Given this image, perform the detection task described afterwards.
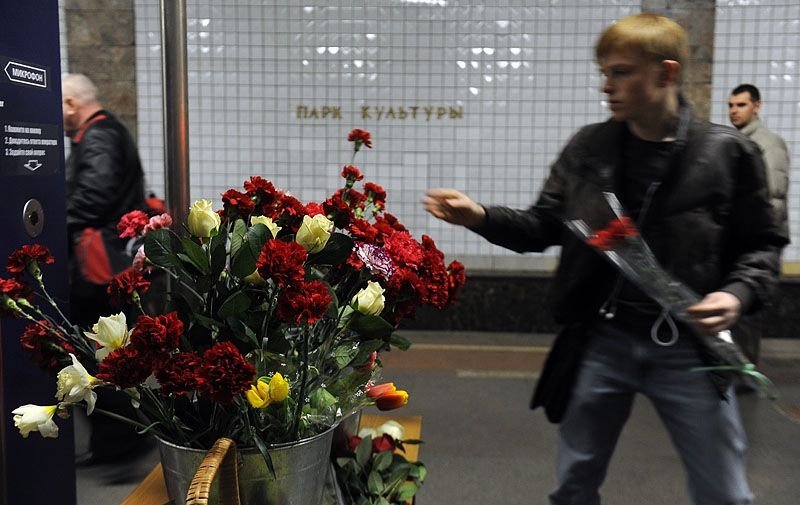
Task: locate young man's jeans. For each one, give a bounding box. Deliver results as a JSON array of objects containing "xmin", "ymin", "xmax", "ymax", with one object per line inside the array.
[{"xmin": 549, "ymin": 321, "xmax": 753, "ymax": 505}]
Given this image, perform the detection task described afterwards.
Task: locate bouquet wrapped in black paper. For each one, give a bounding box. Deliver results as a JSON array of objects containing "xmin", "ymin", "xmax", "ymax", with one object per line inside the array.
[{"xmin": 566, "ymin": 192, "xmax": 774, "ymax": 396}]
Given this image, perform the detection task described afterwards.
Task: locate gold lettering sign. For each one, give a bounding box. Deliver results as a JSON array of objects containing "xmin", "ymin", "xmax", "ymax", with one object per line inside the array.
[{"xmin": 294, "ymin": 104, "xmax": 464, "ymax": 121}]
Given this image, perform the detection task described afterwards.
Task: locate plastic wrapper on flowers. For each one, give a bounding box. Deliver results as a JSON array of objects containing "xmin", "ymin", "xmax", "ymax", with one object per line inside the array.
[
  {"xmin": 565, "ymin": 192, "xmax": 774, "ymax": 397},
  {"xmin": 2, "ymin": 129, "xmax": 467, "ymax": 455}
]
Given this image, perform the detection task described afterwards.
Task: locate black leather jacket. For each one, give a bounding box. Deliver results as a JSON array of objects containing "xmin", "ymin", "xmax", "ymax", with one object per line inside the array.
[
  {"xmin": 474, "ymin": 105, "xmax": 787, "ymax": 322},
  {"xmin": 471, "ymin": 104, "xmax": 789, "ymax": 422},
  {"xmin": 65, "ymin": 110, "xmax": 146, "ymax": 242}
]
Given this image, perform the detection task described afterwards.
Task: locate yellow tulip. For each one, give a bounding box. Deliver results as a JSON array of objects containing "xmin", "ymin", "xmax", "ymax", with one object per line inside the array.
[
  {"xmin": 246, "ymin": 379, "xmax": 271, "ymax": 409},
  {"xmin": 269, "ymin": 373, "xmax": 289, "ymax": 402}
]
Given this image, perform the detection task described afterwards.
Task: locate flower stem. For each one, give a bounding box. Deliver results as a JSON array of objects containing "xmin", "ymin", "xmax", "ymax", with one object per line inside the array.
[{"xmin": 291, "ymin": 327, "xmax": 310, "ymax": 440}]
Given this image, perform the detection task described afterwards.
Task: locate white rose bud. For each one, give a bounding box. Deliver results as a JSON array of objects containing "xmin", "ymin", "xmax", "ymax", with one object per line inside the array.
[
  {"xmin": 296, "ymin": 214, "xmax": 333, "ymax": 253},
  {"xmin": 187, "ymin": 199, "xmax": 221, "ymax": 237},
  {"xmin": 250, "ymin": 215, "xmax": 282, "ymax": 238},
  {"xmin": 351, "ymin": 281, "xmax": 385, "ymax": 316}
]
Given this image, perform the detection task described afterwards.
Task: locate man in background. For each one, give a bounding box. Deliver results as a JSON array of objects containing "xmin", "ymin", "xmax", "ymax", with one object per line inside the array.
[
  {"xmin": 728, "ymin": 83, "xmax": 790, "ymax": 365},
  {"xmin": 62, "ymin": 73, "xmax": 148, "ymax": 469}
]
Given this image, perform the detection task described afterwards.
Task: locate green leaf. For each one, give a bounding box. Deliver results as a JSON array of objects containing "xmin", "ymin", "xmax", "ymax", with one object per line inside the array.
[
  {"xmin": 351, "ymin": 316, "xmax": 395, "ymax": 339},
  {"xmin": 217, "ymin": 290, "xmax": 251, "ymax": 318},
  {"xmin": 416, "ymin": 462, "xmax": 427, "ymax": 482},
  {"xmin": 209, "ymin": 225, "xmax": 228, "ymax": 276},
  {"xmin": 355, "ymin": 436, "xmax": 372, "ymax": 468},
  {"xmin": 374, "ymin": 497, "xmax": 391, "ymax": 505},
  {"xmin": 367, "ymin": 470, "xmax": 385, "ymax": 494},
  {"xmin": 373, "ymin": 450, "xmax": 392, "ymax": 472},
  {"xmin": 230, "ymin": 223, "xmax": 270, "ymax": 278},
  {"xmin": 389, "ymin": 333, "xmax": 412, "ymax": 351},
  {"xmin": 144, "ymin": 228, "xmax": 182, "ymax": 268},
  {"xmin": 306, "ymin": 233, "xmax": 354, "ymax": 266},
  {"xmin": 396, "ymin": 482, "xmax": 419, "ymax": 502},
  {"xmin": 180, "ymin": 237, "xmax": 210, "ymax": 274},
  {"xmin": 332, "ymin": 344, "xmax": 360, "ymax": 369},
  {"xmin": 192, "ymin": 313, "xmax": 223, "ymax": 332},
  {"xmin": 230, "ymin": 219, "xmax": 247, "ymax": 259}
]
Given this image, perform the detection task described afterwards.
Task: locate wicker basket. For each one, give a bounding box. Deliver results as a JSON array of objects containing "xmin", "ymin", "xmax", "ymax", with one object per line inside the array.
[{"xmin": 185, "ymin": 437, "xmax": 241, "ymax": 505}]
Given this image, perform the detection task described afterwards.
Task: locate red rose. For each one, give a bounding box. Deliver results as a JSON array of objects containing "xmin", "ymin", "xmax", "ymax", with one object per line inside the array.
[
  {"xmin": 117, "ymin": 210, "xmax": 150, "ymax": 239},
  {"xmin": 256, "ymin": 239, "xmax": 307, "ymax": 288},
  {"xmin": 107, "ymin": 269, "xmax": 151, "ymax": 307},
  {"xmin": 372, "ymin": 434, "xmax": 397, "ymax": 452},
  {"xmin": 6, "ymin": 244, "xmax": 54, "ymax": 276},
  {"xmin": 197, "ymin": 341, "xmax": 255, "ymax": 405},
  {"xmin": 97, "ymin": 345, "xmax": 152, "ymax": 388},
  {"xmin": 276, "ymin": 280, "xmax": 333, "ymax": 325},
  {"xmin": 154, "ymin": 351, "xmax": 205, "ymax": 395}
]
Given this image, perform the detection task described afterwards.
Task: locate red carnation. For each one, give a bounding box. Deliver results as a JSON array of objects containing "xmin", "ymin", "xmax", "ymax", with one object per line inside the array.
[
  {"xmin": 347, "ymin": 129, "xmax": 373, "ymax": 150},
  {"xmin": 363, "ymin": 182, "xmax": 387, "ymax": 211},
  {"xmin": 447, "ymin": 260, "xmax": 466, "ymax": 303},
  {"xmin": 107, "ymin": 269, "xmax": 151, "ymax": 307},
  {"xmin": 197, "ymin": 341, "xmax": 255, "ymax": 405},
  {"xmin": 7, "ymin": 244, "xmax": 54, "ymax": 276},
  {"xmin": 244, "ymin": 176, "xmax": 279, "ymax": 207},
  {"xmin": 373, "ymin": 213, "xmax": 407, "ymax": 239},
  {"xmin": 384, "ymin": 231, "xmax": 425, "ymax": 269},
  {"xmin": 256, "ymin": 239, "xmax": 307, "ymax": 288},
  {"xmin": 0, "ymin": 277, "xmax": 31, "ymax": 316},
  {"xmin": 117, "ymin": 210, "xmax": 150, "ymax": 239},
  {"xmin": 276, "ymin": 280, "xmax": 332, "ymax": 325},
  {"xmin": 19, "ymin": 320, "xmax": 74, "ymax": 373},
  {"xmin": 222, "ymin": 189, "xmax": 256, "ymax": 217},
  {"xmin": 143, "ymin": 213, "xmax": 173, "ymax": 234},
  {"xmin": 349, "ymin": 218, "xmax": 379, "ymax": 243},
  {"xmin": 97, "ymin": 345, "xmax": 152, "ymax": 388},
  {"xmin": 154, "ymin": 351, "xmax": 205, "ymax": 395},
  {"xmin": 324, "ymin": 193, "xmax": 353, "ymax": 229},
  {"xmin": 129, "ymin": 312, "xmax": 184, "ymax": 358},
  {"xmin": 341, "ymin": 165, "xmax": 364, "ymax": 183}
]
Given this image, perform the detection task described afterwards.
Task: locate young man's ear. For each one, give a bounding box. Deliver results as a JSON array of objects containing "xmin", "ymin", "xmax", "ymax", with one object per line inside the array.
[{"xmin": 659, "ymin": 60, "xmax": 681, "ymax": 87}]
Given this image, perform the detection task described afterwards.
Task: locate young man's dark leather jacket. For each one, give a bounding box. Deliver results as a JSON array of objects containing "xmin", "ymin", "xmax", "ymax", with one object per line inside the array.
[{"xmin": 470, "ymin": 103, "xmax": 789, "ymax": 422}]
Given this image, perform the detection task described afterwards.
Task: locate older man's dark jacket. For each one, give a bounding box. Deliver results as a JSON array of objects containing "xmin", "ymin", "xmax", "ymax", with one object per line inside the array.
[
  {"xmin": 66, "ymin": 110, "xmax": 145, "ymax": 242},
  {"xmin": 472, "ymin": 104, "xmax": 788, "ymax": 422}
]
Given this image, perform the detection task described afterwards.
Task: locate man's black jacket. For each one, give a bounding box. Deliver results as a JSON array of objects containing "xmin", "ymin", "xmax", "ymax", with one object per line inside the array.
[{"xmin": 471, "ymin": 104, "xmax": 789, "ymax": 422}]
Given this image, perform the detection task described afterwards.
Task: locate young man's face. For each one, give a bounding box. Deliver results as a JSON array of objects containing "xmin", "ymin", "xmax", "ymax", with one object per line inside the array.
[
  {"xmin": 728, "ymin": 92, "xmax": 760, "ymax": 129},
  {"xmin": 598, "ymin": 50, "xmax": 667, "ymax": 123}
]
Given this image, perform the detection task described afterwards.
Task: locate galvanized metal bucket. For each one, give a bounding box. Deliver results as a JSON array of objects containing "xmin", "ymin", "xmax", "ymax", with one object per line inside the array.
[{"xmin": 158, "ymin": 426, "xmax": 335, "ymax": 505}]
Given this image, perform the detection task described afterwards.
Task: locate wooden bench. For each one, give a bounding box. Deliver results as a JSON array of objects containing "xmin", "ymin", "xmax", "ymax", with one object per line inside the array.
[{"xmin": 121, "ymin": 414, "xmax": 422, "ymax": 505}]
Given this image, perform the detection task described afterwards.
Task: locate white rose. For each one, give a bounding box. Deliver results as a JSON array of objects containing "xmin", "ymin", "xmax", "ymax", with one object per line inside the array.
[
  {"xmin": 12, "ymin": 404, "xmax": 59, "ymax": 439},
  {"xmin": 187, "ymin": 199, "xmax": 221, "ymax": 237},
  {"xmin": 376, "ymin": 420, "xmax": 405, "ymax": 441},
  {"xmin": 84, "ymin": 312, "xmax": 130, "ymax": 361},
  {"xmin": 351, "ymin": 281, "xmax": 385, "ymax": 316},
  {"xmin": 250, "ymin": 215, "xmax": 282, "ymax": 238},
  {"xmin": 295, "ymin": 214, "xmax": 333, "ymax": 253}
]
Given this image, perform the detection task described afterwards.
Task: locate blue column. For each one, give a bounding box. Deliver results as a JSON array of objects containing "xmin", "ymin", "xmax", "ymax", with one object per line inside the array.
[{"xmin": 0, "ymin": 1, "xmax": 76, "ymax": 503}]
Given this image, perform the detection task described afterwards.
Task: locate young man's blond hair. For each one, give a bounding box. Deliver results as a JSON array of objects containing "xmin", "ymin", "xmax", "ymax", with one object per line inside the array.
[{"xmin": 595, "ymin": 13, "xmax": 689, "ymax": 71}]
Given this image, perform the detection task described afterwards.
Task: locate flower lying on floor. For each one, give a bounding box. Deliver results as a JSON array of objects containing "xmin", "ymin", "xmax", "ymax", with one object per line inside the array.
[{"xmin": 334, "ymin": 419, "xmax": 426, "ymax": 505}]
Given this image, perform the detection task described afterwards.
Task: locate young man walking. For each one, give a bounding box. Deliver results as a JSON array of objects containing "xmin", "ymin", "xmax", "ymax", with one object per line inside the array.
[{"xmin": 424, "ymin": 13, "xmax": 787, "ymax": 505}]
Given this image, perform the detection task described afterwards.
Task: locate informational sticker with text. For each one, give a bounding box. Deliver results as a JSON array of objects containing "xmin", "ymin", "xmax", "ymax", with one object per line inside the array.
[{"xmin": 2, "ymin": 122, "xmax": 60, "ymax": 175}]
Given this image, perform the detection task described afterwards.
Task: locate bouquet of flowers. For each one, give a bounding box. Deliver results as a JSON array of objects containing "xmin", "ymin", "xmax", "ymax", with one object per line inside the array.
[
  {"xmin": 4, "ymin": 129, "xmax": 466, "ymax": 454},
  {"xmin": 333, "ymin": 419, "xmax": 425, "ymax": 505},
  {"xmin": 566, "ymin": 192, "xmax": 773, "ymax": 394}
]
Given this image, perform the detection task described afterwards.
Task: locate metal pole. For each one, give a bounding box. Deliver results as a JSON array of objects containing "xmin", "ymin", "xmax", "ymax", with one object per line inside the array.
[{"xmin": 160, "ymin": 0, "xmax": 190, "ymax": 229}]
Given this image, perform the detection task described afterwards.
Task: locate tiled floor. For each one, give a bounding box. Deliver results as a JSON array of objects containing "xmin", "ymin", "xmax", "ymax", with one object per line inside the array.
[{"xmin": 77, "ymin": 332, "xmax": 800, "ymax": 505}]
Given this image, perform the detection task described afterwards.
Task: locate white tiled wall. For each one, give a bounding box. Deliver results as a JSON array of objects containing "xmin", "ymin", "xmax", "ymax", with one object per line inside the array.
[
  {"xmin": 132, "ymin": 0, "xmax": 638, "ymax": 271},
  {"xmin": 128, "ymin": 1, "xmax": 800, "ymax": 269},
  {"xmin": 711, "ymin": 0, "xmax": 799, "ymax": 261}
]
